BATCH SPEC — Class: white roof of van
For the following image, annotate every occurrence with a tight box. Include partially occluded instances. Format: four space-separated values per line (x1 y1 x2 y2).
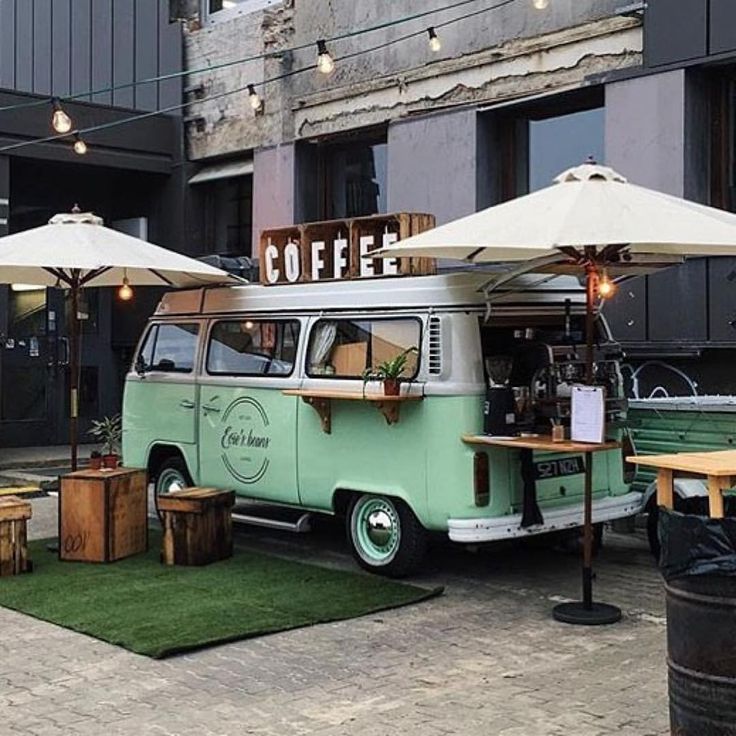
155 271 587 316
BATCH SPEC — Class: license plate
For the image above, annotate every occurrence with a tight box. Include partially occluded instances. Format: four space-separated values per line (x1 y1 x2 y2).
534 456 584 480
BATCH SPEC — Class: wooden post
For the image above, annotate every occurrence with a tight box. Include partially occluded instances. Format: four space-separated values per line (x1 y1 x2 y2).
656 468 674 509
707 475 728 519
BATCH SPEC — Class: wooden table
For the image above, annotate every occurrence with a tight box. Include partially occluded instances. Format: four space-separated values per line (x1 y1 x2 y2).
627 450 736 518
464 433 622 612
158 487 235 566
0 495 32 576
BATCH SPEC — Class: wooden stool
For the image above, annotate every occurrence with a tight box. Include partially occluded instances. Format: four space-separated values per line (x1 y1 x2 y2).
59 468 148 562
0 496 32 576
159 488 235 566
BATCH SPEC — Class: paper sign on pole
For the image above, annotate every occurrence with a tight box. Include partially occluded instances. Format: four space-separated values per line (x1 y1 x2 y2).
570 385 605 444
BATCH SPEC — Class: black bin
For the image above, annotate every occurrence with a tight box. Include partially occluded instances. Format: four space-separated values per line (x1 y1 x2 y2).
660 510 736 735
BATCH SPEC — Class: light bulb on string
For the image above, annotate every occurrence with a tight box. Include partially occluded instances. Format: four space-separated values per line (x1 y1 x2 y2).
532 0 549 8
73 134 88 155
118 273 133 301
427 27 441 52
316 40 335 74
597 270 616 299
51 98 73 134
248 84 263 111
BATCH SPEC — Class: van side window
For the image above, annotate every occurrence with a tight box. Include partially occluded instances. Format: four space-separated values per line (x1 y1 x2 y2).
307 319 420 378
207 320 300 376
138 323 199 373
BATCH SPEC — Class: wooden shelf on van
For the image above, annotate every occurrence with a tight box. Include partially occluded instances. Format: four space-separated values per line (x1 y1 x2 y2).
461 434 621 453
283 389 423 433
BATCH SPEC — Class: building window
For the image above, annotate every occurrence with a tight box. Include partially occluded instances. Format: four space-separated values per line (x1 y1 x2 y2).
711 70 736 212
496 90 605 200
205 0 281 22
201 175 253 256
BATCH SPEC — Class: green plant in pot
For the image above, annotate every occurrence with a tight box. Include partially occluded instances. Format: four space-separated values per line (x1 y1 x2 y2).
88 414 122 469
362 347 417 397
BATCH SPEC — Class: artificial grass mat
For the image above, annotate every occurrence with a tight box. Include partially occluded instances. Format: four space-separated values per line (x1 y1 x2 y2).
0 533 442 658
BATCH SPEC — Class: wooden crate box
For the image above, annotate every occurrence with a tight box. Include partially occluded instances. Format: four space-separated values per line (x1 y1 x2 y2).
158 488 235 566
0 496 32 576
59 468 148 562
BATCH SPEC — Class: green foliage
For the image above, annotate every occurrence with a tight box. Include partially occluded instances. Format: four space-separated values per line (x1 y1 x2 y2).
87 414 122 455
362 346 418 382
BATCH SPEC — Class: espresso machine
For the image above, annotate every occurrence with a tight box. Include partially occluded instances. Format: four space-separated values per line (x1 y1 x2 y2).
483 355 519 436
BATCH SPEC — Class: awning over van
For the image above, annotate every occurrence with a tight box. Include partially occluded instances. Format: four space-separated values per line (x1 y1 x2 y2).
189 158 254 184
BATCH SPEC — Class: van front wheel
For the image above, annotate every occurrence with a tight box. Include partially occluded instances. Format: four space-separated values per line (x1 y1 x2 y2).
347 494 427 578
153 455 192 522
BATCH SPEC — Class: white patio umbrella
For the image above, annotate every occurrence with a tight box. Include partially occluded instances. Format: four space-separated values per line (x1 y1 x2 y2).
373 161 736 625
0 209 241 471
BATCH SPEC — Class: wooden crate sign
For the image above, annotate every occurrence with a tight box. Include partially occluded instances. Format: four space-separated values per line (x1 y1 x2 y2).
59 468 148 563
260 212 436 285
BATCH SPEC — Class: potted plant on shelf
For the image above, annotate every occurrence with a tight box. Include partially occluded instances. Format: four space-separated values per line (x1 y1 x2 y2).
362 347 417 397
88 414 122 469
89 450 102 470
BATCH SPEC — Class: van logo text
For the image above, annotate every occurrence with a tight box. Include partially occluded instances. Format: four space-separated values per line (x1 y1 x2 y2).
219 397 271 484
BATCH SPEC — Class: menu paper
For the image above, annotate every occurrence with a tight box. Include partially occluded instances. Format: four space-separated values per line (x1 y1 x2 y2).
570 385 605 444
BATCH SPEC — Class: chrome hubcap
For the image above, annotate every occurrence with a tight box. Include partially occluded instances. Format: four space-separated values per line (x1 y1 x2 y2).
366 509 394 547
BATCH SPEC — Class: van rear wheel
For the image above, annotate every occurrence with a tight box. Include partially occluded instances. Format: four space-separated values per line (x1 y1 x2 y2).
347 494 427 578
153 456 192 522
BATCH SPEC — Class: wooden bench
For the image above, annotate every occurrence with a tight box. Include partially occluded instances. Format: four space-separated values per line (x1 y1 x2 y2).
0 496 32 576
158 488 235 566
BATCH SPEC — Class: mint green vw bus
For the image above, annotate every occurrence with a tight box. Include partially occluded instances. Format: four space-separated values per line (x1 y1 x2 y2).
122 272 642 576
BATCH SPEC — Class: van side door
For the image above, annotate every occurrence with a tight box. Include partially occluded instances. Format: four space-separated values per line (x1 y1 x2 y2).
197 317 301 503
123 321 201 466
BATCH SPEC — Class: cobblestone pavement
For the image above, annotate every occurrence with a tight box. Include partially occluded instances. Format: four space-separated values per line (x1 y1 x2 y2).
0 496 668 736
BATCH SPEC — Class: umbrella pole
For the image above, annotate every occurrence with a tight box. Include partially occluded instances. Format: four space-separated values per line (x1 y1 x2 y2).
69 281 79 472
552 261 621 626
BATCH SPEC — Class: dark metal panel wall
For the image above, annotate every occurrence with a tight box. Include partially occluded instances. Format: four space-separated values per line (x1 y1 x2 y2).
70 0 92 99
710 0 736 55
708 258 736 342
0 156 8 237
32 0 52 95
0 0 181 112
91 0 113 106
647 261 708 342
644 0 707 67
135 0 159 111
603 278 647 343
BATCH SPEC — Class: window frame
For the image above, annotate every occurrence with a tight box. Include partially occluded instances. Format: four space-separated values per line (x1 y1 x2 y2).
203 0 282 24
205 318 301 378
137 322 201 375
305 316 422 381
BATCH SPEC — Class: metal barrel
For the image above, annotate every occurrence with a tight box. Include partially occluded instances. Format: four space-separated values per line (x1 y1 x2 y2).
666 576 736 735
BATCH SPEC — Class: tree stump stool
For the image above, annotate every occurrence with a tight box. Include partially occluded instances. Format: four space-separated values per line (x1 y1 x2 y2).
158 488 235 566
0 496 32 576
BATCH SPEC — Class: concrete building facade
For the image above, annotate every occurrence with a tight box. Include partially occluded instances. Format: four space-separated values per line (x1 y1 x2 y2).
180 0 736 394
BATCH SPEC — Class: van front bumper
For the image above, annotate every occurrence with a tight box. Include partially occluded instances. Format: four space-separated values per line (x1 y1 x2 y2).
447 491 644 544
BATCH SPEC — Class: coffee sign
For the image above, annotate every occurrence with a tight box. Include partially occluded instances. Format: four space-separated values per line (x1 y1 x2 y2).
259 212 435 286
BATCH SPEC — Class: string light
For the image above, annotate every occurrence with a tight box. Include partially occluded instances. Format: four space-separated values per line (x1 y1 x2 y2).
532 0 549 8
51 98 72 134
72 134 88 155
597 270 616 299
0 0 517 155
247 84 263 111
316 40 335 74
427 27 442 52
118 273 133 301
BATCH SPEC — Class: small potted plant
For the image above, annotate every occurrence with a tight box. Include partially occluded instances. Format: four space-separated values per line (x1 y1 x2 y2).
88 414 122 469
363 347 417 397
89 450 102 470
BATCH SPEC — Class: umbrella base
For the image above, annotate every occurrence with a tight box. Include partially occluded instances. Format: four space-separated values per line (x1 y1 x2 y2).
552 601 622 626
